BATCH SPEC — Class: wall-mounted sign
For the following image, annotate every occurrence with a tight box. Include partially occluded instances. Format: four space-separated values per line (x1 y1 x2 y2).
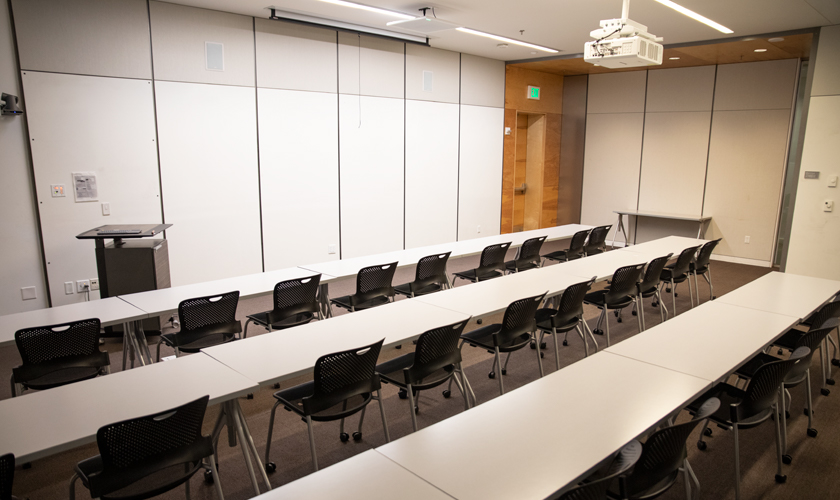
527 86 540 100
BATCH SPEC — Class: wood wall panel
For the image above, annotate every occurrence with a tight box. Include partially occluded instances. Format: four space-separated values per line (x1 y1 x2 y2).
500 109 516 234
541 113 561 228
505 66 563 113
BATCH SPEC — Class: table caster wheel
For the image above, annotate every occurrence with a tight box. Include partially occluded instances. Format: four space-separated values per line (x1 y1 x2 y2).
832 358 840 367
594 329 604 336
204 469 215 484
414 406 419 414
476 319 482 325
246 393 254 400
775 474 787 483
352 432 362 442
808 428 818 437
704 428 713 437
821 388 830 396
395 344 402 349
21 463 31 470
501 369 507 375
442 390 451 398
398 389 407 399
273 383 280 389
827 378 836 385
631 310 637 316
782 455 792 465
652 301 658 307
562 340 569 346
488 372 495 379
340 432 349 443
697 440 707 451
804 408 811 416
265 462 276 473
616 317 622 323
666 288 671 293
540 352 544 358
785 410 790 419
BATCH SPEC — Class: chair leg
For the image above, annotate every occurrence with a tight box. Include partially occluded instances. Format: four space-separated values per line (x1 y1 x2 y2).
534 333 545 377
576 325 589 358
69 472 80 500
461 367 476 407
688 275 695 308
185 468 191 500
376 389 391 442
305 416 319 471
656 289 668 322
604 309 611 347
583 320 599 353
207 454 225 500
635 299 643 333
779 386 788 455
639 297 646 331
773 400 786 483
552 328 561 370
495 348 504 395
453 367 470 410
693 271 700 306
670 279 677 316
707 267 714 300
156 341 162 362
805 369 816 434
733 424 741 500
9 374 16 398
407 384 419 432
264 401 282 468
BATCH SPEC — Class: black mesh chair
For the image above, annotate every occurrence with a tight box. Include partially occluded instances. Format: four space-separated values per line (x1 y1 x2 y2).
554 440 641 500
264 339 389 472
244 275 322 337
11 318 110 397
331 263 397 312
453 243 510 283
690 348 810 500
689 238 721 303
69 396 224 500
376 320 471 431
505 236 547 273
0 453 18 500
394 252 451 298
543 229 590 264
584 225 613 256
776 301 840 395
609 398 720 500
157 291 241 361
460 292 547 396
535 278 597 369
584 264 646 347
659 246 700 316
631 254 672 331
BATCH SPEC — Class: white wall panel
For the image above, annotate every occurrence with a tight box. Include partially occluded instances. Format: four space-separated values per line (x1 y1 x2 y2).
258 89 340 270
458 105 503 241
587 72 647 114
149 1 254 87
645 66 715 112
812 25 840 97
714 59 798 111
23 72 161 306
405 100 459 248
155 81 262 286
255 19 337 93
338 32 404 99
406 45 460 104
460 54 504 108
580 113 644 228
339 95 404 258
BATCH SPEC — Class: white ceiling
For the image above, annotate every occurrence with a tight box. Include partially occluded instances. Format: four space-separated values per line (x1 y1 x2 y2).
162 0 840 61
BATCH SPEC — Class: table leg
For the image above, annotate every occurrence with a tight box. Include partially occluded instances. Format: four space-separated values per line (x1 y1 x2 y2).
135 321 153 364
213 400 270 496
234 401 272 490
318 283 333 319
611 214 622 249
125 321 147 367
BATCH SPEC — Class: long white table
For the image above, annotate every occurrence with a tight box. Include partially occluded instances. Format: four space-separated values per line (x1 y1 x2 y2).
613 210 711 246
716 271 840 321
376 352 710 500
617 235 707 259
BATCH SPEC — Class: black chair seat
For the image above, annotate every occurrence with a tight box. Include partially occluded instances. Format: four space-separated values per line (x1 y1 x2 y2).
638 284 659 298
543 249 583 262
331 294 391 311
22 366 104 391
393 282 443 298
688 383 773 429
452 268 503 282
534 308 580 333
504 260 540 272
661 267 690 284
246 311 315 331
76 455 202 500
461 324 531 352
160 325 239 353
376 352 455 391
584 290 634 309
610 469 681 500
773 328 806 350
273 381 371 422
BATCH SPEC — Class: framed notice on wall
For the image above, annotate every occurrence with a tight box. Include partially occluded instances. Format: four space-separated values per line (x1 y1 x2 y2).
72 172 98 202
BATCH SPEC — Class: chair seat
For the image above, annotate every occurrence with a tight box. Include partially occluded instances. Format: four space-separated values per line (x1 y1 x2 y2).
76 454 202 500
504 260 540 272
376 352 454 391
688 382 773 429
461 324 531 352
534 308 580 333
638 285 659 298
734 353 778 379
543 249 578 262
583 290 634 309
247 311 315 331
772 329 806 350
688 261 708 274
453 268 503 282
608 469 681 500
160 330 237 353
330 295 391 311
661 267 689 283
585 247 606 256
393 282 444 298
22 366 103 391
273 381 370 421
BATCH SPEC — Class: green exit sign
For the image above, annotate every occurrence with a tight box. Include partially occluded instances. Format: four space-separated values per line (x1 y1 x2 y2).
527 86 540 100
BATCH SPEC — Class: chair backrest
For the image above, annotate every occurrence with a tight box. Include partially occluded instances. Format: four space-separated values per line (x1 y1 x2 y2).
786 336 825 383
178 291 239 332
0 453 13 500
413 252 451 291
557 440 641 500
14 318 102 366
496 292 547 346
567 230 591 259
306 339 384 415
808 301 840 330
92 396 212 498
693 238 721 271
550 278 596 327
354 263 398 305
514 236 547 268
405 319 470 384
478 243 511 274
272 275 321 318
606 264 646 304
669 246 701 277
625 398 720 497
584 225 612 255
638 254 673 293
736 347 809 422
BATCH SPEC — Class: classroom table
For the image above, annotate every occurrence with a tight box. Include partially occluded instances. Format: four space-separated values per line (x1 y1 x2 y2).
617 235 707 259
612 210 711 246
716 271 840 321
0 353 272 495
258 449 455 500
376 351 710 500
546 249 651 281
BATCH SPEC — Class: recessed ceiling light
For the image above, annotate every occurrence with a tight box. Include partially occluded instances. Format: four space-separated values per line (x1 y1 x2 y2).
456 27 558 53
768 37 785 43
754 48 767 52
315 0 416 20
497 43 508 49
742 38 756 41
669 57 680 60
652 0 733 34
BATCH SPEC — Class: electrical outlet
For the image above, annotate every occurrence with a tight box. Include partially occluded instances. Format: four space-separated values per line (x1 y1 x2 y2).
477 225 481 234
89 278 100 291
64 282 74 295
101 202 110 216
825 200 834 212
327 244 337 254
20 287 37 301
744 236 750 244
77 280 90 293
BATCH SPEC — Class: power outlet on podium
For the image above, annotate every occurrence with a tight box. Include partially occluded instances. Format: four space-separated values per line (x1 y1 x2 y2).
89 278 100 291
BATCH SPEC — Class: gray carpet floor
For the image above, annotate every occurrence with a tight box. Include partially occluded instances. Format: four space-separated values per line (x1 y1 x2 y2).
3 239 839 500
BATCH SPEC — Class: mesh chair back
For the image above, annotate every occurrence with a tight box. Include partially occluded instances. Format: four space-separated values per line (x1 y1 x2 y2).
413 252 451 290
626 398 720 496
584 225 612 255
737 348 808 422
694 239 721 272
558 440 641 500
605 264 645 305
566 230 591 260
405 319 469 385
513 236 546 269
272 275 321 317
496 293 547 346
638 254 673 293
478 243 511 274
178 291 239 332
0 453 13 500
15 318 101 365
354 263 397 305
550 278 596 327
91 396 212 498
785 340 821 384
306 339 384 415
808 301 840 330
669 246 700 278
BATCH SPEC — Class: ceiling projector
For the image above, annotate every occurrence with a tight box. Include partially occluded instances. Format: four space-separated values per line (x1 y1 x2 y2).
584 0 663 69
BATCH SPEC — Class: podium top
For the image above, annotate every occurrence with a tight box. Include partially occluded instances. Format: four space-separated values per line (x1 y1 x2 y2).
76 224 172 240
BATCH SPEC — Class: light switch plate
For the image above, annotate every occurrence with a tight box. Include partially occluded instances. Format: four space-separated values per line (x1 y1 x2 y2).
328 244 337 254
101 202 110 216
829 175 838 188
20 286 36 301
64 282 74 295
824 200 834 212
51 184 65 197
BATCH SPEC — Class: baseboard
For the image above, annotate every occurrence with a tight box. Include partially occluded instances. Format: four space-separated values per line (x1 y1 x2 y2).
710 254 773 268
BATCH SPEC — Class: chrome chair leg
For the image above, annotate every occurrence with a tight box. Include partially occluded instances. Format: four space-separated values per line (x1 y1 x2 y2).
552 328 561 369
733 423 741 500
534 333 545 377
376 389 391 442
207 454 225 500
305 416 318 471
495 348 504 395
407 383 418 432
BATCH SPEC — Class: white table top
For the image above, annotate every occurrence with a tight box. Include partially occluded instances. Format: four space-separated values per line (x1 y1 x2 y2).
377 352 710 500
607 301 800 382
203 299 469 386
0 353 258 463
0 297 148 347
614 210 712 222
261 450 454 500
716 271 840 322
300 224 593 280
618 235 707 258
549 250 651 281
119 267 326 317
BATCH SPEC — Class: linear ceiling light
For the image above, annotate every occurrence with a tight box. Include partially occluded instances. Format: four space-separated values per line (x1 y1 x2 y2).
315 0 416 20
652 0 733 34
456 27 558 53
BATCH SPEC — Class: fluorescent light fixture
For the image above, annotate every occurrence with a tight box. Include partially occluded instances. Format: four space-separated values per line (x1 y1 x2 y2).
754 48 767 52
316 0 415 20
456 27 558 53
669 57 680 60
652 0 733 34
